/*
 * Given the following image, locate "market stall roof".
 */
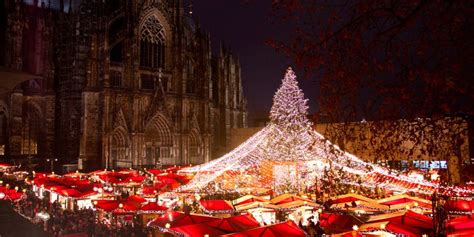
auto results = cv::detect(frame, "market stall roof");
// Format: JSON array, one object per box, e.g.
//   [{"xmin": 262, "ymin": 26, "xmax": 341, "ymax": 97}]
[
  {"xmin": 200, "ymin": 200, "xmax": 235, "ymax": 214},
  {"xmin": 270, "ymin": 194, "xmax": 312, "ymax": 205},
  {"xmin": 366, "ymin": 210, "xmax": 432, "ymax": 230},
  {"xmin": 127, "ymin": 195, "xmax": 147, "ymax": 204},
  {"xmin": 447, "ymin": 229, "xmax": 474, "ymax": 237},
  {"xmin": 29, "ymin": 175, "xmax": 96, "ymax": 197},
  {"xmin": 331, "ymin": 200, "xmax": 388, "ymax": 212},
  {"xmin": 94, "ymin": 170, "xmax": 146, "ymax": 185},
  {"xmin": 0, "ymin": 163, "xmax": 16, "ymax": 168},
  {"xmin": 359, "ymin": 221, "xmax": 423, "ymax": 237},
  {"xmin": 58, "ymin": 188, "xmax": 83, "ymax": 198},
  {"xmin": 63, "ymin": 171, "xmax": 88, "ymax": 178},
  {"xmin": 277, "ymin": 200, "xmax": 320, "ymax": 210},
  {"xmin": 319, "ymin": 212, "xmax": 365, "ymax": 233},
  {"xmin": 139, "ymin": 202, "xmax": 168, "ymax": 213},
  {"xmin": 142, "ymin": 183, "xmax": 168, "ymax": 195},
  {"xmin": 147, "ymin": 211, "xmax": 219, "ymax": 229},
  {"xmin": 0, "ymin": 187, "xmax": 24, "ymax": 201},
  {"xmin": 93, "ymin": 195, "xmax": 146, "ymax": 213},
  {"xmin": 170, "ymin": 223, "xmax": 226, "ymax": 237},
  {"xmin": 206, "ymin": 214, "xmax": 260, "ymax": 233},
  {"xmin": 445, "ymin": 199, "xmax": 474, "ymax": 213},
  {"xmin": 145, "ymin": 169, "xmax": 162, "ymax": 176},
  {"xmin": 156, "ymin": 172, "xmax": 191, "ymax": 184},
  {"xmin": 93, "ymin": 200, "xmax": 139, "ymax": 212},
  {"xmin": 330, "ymin": 193, "xmax": 377, "ymax": 204},
  {"xmin": 377, "ymin": 194, "xmax": 432, "ymax": 209},
  {"xmin": 220, "ymin": 221, "xmax": 305, "ymax": 237},
  {"xmin": 234, "ymin": 202, "xmax": 279, "ymax": 212},
  {"xmin": 331, "ymin": 231, "xmax": 363, "ymax": 237},
  {"xmin": 233, "ymin": 195, "xmax": 268, "ymax": 206},
  {"xmin": 446, "ymin": 214, "xmax": 474, "ymax": 231}
]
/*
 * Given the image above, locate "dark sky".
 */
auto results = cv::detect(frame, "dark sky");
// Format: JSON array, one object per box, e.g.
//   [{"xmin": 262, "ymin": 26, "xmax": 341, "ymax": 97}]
[{"xmin": 192, "ymin": 1, "xmax": 319, "ymax": 123}]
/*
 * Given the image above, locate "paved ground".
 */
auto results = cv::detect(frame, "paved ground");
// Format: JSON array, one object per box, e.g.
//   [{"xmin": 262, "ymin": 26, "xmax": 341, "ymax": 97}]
[{"xmin": 0, "ymin": 200, "xmax": 51, "ymax": 237}]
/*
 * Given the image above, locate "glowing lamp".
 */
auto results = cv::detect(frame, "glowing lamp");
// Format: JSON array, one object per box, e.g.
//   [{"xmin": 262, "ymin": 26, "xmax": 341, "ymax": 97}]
[
  {"xmin": 22, "ymin": 189, "xmax": 27, "ymax": 193},
  {"xmin": 119, "ymin": 203, "xmax": 124, "ymax": 208},
  {"xmin": 93, "ymin": 201, "xmax": 98, "ymax": 205},
  {"xmin": 204, "ymin": 235, "xmax": 209, "ymax": 237},
  {"xmin": 352, "ymin": 225, "xmax": 359, "ymax": 231},
  {"xmin": 380, "ymin": 223, "xmax": 386, "ymax": 229},
  {"xmin": 165, "ymin": 223, "xmax": 171, "ymax": 228}
]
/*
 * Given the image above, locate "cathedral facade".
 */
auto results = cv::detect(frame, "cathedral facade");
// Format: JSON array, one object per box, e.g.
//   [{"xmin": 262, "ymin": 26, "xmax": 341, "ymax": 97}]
[{"xmin": 0, "ymin": 0, "xmax": 247, "ymax": 171}]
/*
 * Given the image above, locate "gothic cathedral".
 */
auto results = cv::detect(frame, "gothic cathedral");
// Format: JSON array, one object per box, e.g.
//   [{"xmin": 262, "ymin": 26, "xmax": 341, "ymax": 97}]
[{"xmin": 0, "ymin": 0, "xmax": 247, "ymax": 171}]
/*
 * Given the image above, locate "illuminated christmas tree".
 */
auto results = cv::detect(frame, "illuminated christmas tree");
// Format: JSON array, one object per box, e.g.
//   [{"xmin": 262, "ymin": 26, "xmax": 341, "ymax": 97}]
[
  {"xmin": 265, "ymin": 67, "xmax": 313, "ymax": 162},
  {"xmin": 270, "ymin": 67, "xmax": 312, "ymax": 131},
  {"xmin": 177, "ymin": 67, "xmax": 469, "ymax": 196}
]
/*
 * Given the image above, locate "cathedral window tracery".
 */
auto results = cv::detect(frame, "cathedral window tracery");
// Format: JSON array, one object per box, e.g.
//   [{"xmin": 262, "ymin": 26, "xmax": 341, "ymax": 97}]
[{"xmin": 140, "ymin": 16, "xmax": 165, "ymax": 69}]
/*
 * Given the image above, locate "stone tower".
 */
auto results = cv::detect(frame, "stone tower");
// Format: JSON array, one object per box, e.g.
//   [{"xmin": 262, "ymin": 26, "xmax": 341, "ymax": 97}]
[{"xmin": 0, "ymin": 0, "xmax": 247, "ymax": 171}]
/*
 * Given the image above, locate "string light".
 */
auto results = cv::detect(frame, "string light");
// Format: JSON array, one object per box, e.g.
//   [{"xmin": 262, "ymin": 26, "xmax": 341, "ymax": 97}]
[{"xmin": 176, "ymin": 67, "xmax": 474, "ymax": 196}]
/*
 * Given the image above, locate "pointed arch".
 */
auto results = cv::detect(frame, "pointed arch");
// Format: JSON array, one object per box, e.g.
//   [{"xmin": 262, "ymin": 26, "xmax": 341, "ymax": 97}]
[
  {"xmin": 113, "ymin": 108, "xmax": 129, "ymax": 132},
  {"xmin": 139, "ymin": 8, "xmax": 171, "ymax": 71},
  {"xmin": 21, "ymin": 100, "xmax": 44, "ymax": 156},
  {"xmin": 144, "ymin": 112, "xmax": 175, "ymax": 166},
  {"xmin": 110, "ymin": 126, "xmax": 131, "ymax": 168},
  {"xmin": 189, "ymin": 128, "xmax": 203, "ymax": 165}
]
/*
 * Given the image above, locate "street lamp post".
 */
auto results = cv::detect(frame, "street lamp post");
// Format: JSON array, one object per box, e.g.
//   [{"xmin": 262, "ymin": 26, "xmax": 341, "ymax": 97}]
[{"xmin": 46, "ymin": 158, "xmax": 58, "ymax": 172}]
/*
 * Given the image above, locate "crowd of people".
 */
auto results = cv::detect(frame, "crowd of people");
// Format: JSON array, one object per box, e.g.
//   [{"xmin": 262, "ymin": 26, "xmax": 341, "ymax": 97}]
[{"xmin": 14, "ymin": 191, "xmax": 147, "ymax": 237}]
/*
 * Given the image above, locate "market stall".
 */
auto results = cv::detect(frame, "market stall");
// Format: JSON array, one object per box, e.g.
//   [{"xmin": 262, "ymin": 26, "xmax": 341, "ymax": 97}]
[
  {"xmin": 234, "ymin": 202, "xmax": 279, "ymax": 225},
  {"xmin": 199, "ymin": 200, "xmax": 235, "ymax": 217},
  {"xmin": 220, "ymin": 220, "xmax": 306, "ymax": 237}
]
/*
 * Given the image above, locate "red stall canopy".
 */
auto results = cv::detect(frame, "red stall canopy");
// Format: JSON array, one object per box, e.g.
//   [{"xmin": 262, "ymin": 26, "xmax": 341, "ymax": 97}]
[
  {"xmin": 270, "ymin": 194, "xmax": 312, "ymax": 205},
  {"xmin": 147, "ymin": 211, "xmax": 219, "ymax": 229},
  {"xmin": 446, "ymin": 200, "xmax": 474, "ymax": 212},
  {"xmin": 447, "ymin": 214, "xmax": 474, "ymax": 231},
  {"xmin": 319, "ymin": 213, "xmax": 365, "ymax": 233},
  {"xmin": 367, "ymin": 210, "xmax": 433, "ymax": 231},
  {"xmin": 170, "ymin": 223, "xmax": 226, "ymax": 237},
  {"xmin": 221, "ymin": 221, "xmax": 305, "ymax": 237},
  {"xmin": 207, "ymin": 214, "xmax": 260, "ymax": 232},
  {"xmin": 233, "ymin": 195, "xmax": 268, "ymax": 206},
  {"xmin": 139, "ymin": 202, "xmax": 168, "ymax": 213},
  {"xmin": 200, "ymin": 200, "xmax": 235, "ymax": 214}
]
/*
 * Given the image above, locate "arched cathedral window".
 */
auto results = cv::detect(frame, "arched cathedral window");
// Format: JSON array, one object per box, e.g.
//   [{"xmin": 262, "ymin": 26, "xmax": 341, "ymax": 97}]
[{"xmin": 140, "ymin": 16, "xmax": 165, "ymax": 69}]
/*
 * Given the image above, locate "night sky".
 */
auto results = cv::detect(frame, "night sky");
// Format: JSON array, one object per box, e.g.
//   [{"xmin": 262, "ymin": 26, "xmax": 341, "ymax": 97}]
[{"xmin": 193, "ymin": 1, "xmax": 319, "ymax": 123}]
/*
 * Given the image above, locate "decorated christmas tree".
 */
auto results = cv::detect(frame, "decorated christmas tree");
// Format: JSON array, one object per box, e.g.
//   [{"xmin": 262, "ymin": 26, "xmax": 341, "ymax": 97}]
[
  {"xmin": 177, "ymin": 67, "xmax": 469, "ymax": 196},
  {"xmin": 269, "ymin": 67, "xmax": 312, "ymax": 131},
  {"xmin": 265, "ymin": 67, "xmax": 313, "ymax": 162}
]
